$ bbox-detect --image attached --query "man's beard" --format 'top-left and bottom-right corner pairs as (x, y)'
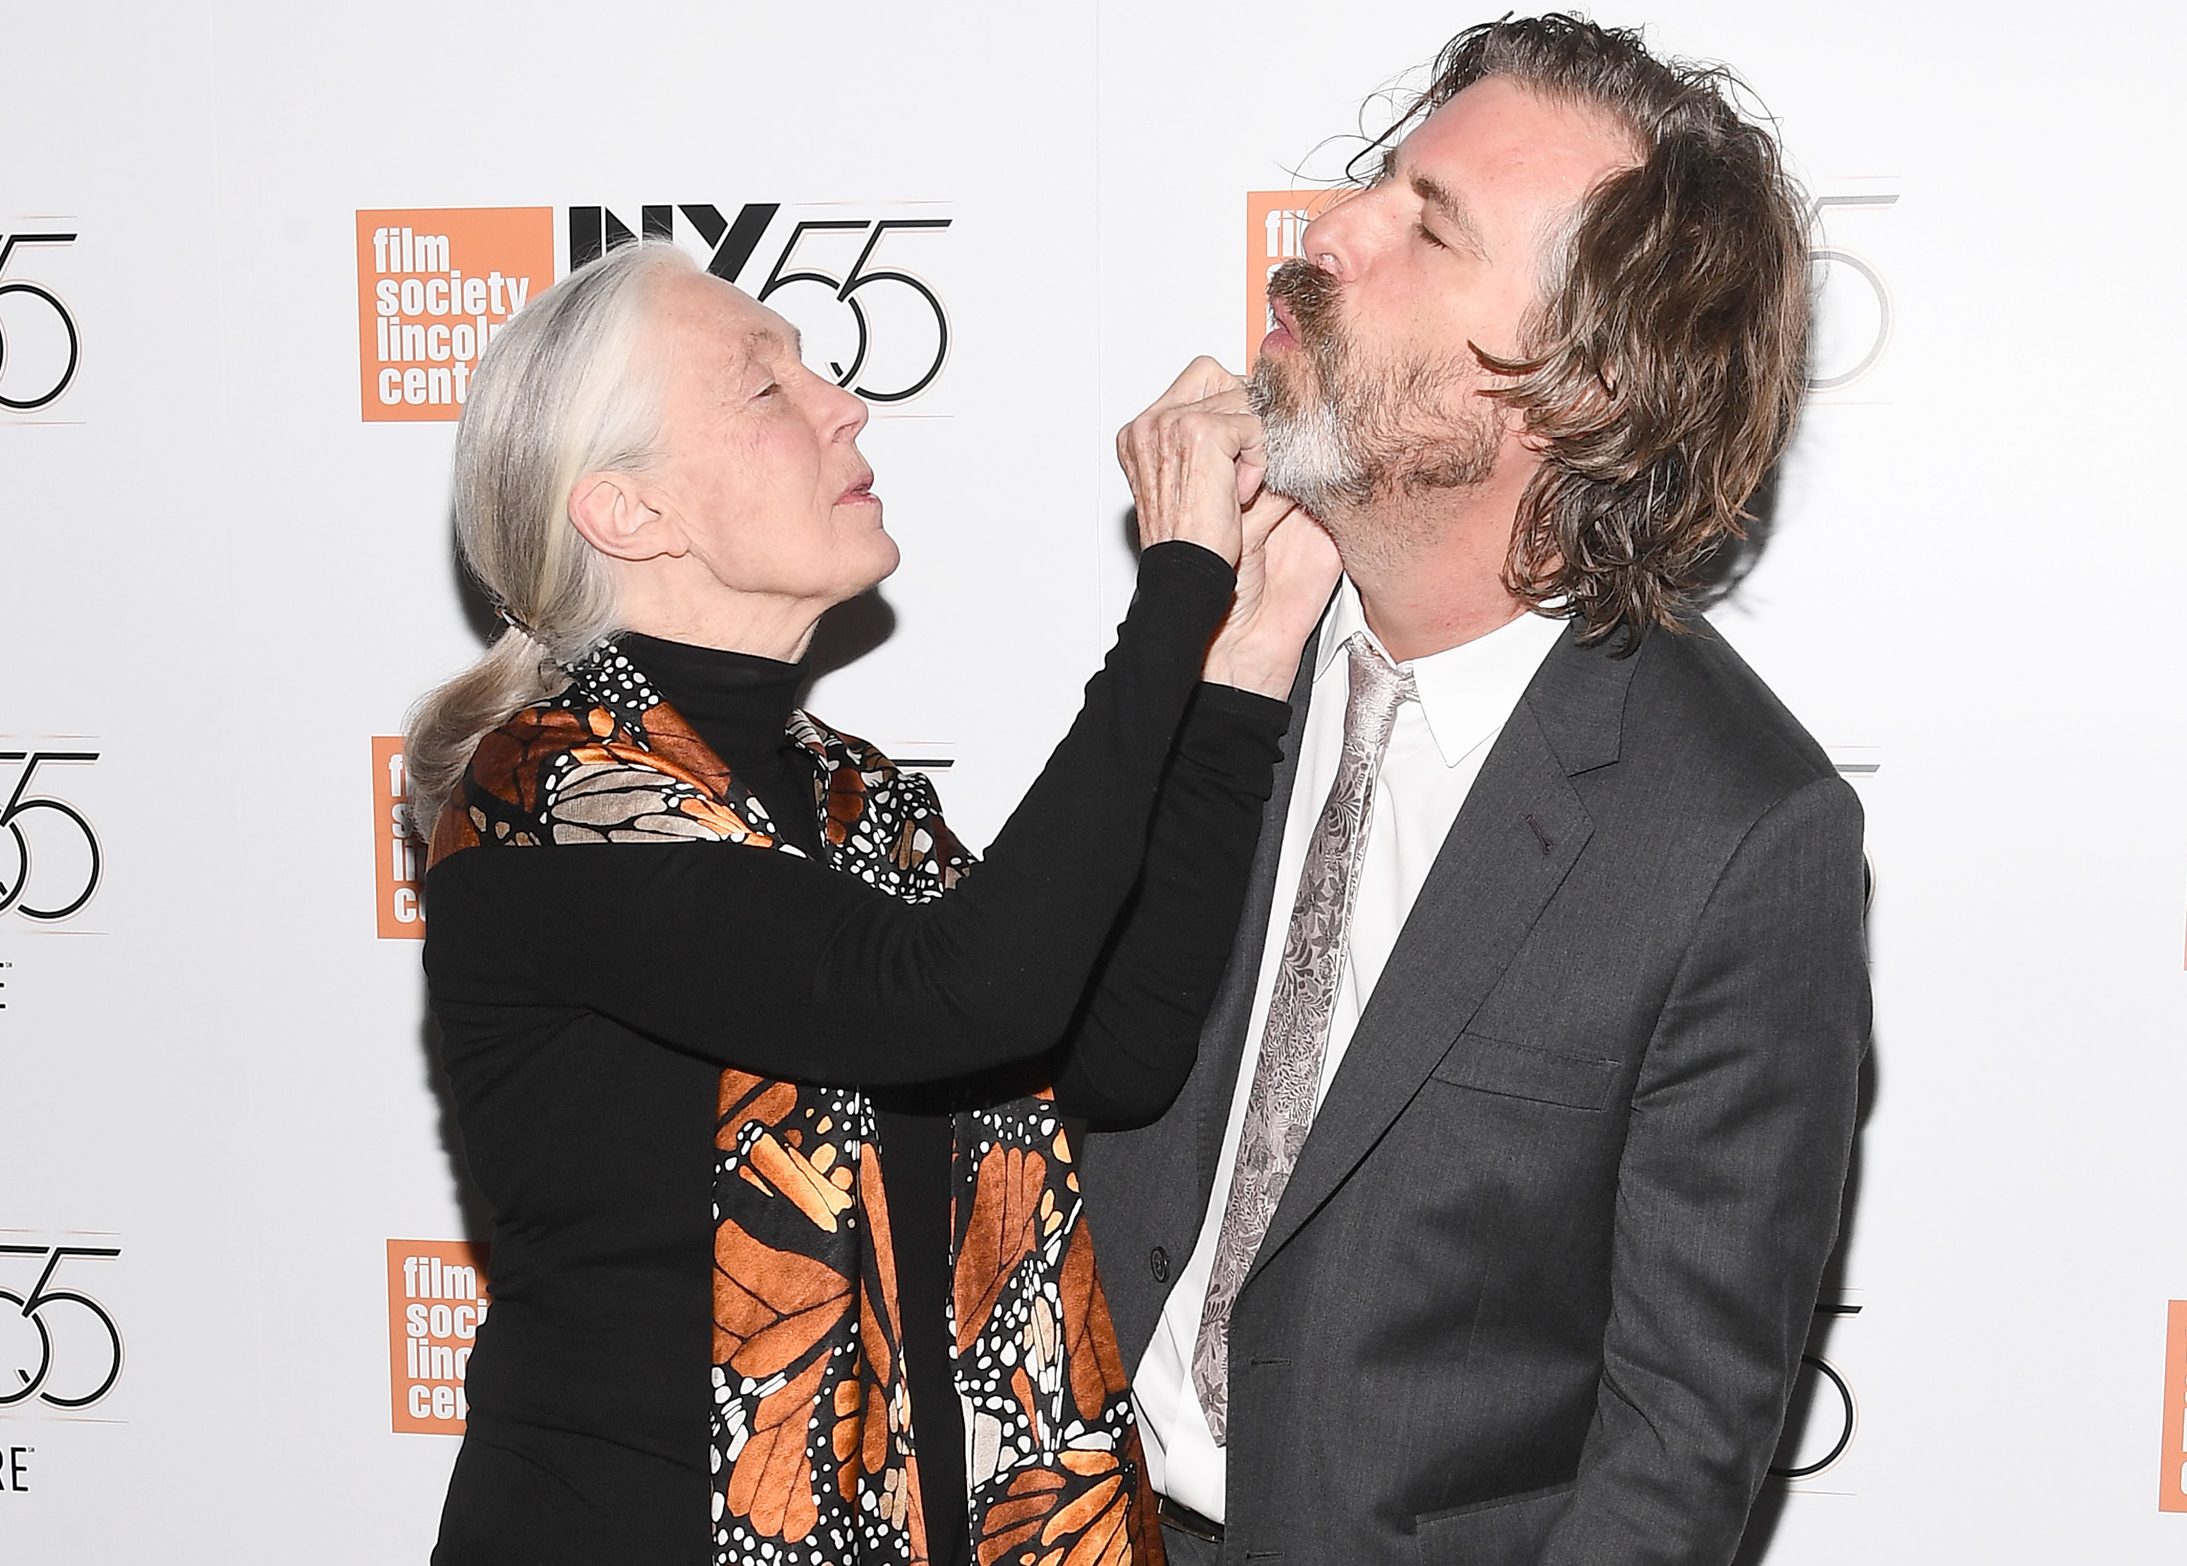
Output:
(1247, 259), (1503, 531)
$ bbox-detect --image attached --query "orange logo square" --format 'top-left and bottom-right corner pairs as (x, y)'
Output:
(2162, 1301), (2187, 1511)
(372, 736), (424, 940)
(387, 1239), (492, 1435)
(356, 207), (554, 422)
(1245, 189), (1344, 364)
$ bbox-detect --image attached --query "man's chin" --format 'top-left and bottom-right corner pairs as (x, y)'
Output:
(1244, 358), (1301, 420)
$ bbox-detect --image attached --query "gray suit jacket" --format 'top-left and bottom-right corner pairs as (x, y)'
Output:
(1082, 612), (1869, 1566)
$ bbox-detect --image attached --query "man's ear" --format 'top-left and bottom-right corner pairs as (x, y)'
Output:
(568, 472), (681, 562)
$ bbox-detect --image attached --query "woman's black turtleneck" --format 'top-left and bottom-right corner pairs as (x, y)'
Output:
(612, 633), (820, 849)
(422, 542), (1291, 1566)
(618, 632), (972, 1566)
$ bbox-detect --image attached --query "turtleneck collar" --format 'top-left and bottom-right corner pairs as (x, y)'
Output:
(614, 632), (807, 770)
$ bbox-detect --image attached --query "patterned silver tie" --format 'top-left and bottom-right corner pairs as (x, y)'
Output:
(1191, 632), (1415, 1443)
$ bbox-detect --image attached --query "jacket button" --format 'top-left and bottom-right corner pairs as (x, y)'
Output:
(1149, 1245), (1171, 1283)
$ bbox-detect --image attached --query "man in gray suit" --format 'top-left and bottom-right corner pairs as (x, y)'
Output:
(1087, 16), (1870, 1564)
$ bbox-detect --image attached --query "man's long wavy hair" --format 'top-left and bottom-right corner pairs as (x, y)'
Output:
(1368, 15), (1810, 643)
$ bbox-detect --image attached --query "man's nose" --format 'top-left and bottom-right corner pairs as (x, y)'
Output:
(1299, 188), (1370, 283)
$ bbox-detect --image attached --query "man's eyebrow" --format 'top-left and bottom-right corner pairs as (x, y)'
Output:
(1403, 161), (1490, 255)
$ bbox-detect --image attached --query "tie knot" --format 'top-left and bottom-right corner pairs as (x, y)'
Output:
(1343, 632), (1415, 751)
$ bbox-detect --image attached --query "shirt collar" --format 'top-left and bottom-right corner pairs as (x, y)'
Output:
(1315, 575), (1569, 768)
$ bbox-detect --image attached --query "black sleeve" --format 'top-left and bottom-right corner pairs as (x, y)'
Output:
(1041, 681), (1288, 1125)
(424, 542), (1250, 1087)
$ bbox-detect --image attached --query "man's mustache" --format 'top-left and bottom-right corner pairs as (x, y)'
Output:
(1252, 258), (1349, 427)
(1265, 259), (1342, 352)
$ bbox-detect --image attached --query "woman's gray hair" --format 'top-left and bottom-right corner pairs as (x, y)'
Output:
(404, 241), (698, 841)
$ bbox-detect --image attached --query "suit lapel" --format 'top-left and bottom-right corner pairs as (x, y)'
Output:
(1244, 621), (1636, 1284)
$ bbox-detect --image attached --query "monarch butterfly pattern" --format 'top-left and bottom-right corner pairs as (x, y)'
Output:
(432, 639), (1162, 1566)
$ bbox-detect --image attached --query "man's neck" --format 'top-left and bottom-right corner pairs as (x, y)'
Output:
(1335, 493), (1530, 662)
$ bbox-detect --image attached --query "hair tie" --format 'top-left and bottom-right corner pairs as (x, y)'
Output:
(493, 600), (540, 640)
(493, 598), (605, 680)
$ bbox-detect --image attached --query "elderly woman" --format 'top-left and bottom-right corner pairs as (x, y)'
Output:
(408, 243), (1334, 1566)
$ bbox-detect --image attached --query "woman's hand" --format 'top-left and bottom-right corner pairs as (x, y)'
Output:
(1203, 490), (1342, 697)
(1116, 357), (1267, 567)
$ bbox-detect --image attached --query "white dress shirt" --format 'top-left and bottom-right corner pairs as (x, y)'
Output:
(1132, 578), (1567, 1520)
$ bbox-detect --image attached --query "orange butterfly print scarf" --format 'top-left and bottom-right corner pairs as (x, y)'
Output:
(432, 642), (1163, 1566)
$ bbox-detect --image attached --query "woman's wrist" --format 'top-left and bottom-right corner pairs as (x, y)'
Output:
(1203, 636), (1303, 698)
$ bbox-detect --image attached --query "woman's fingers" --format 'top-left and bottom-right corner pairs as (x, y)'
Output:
(1117, 364), (1266, 565)
(1262, 507), (1342, 616)
(1157, 355), (1245, 406)
(1238, 487), (1299, 557)
(1199, 501), (1340, 698)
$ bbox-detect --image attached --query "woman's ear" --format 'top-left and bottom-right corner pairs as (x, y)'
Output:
(568, 472), (681, 562)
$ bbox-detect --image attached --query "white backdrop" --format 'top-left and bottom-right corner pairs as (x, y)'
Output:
(5, 2), (2185, 1561)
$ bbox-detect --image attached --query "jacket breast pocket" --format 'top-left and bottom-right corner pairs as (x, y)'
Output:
(1425, 1031), (1618, 1111)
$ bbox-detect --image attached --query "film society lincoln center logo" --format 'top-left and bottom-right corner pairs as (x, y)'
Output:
(356, 201), (955, 425)
(2161, 1300), (2187, 1513)
(371, 737), (423, 940)
(387, 1240), (491, 1434)
(355, 208), (553, 422)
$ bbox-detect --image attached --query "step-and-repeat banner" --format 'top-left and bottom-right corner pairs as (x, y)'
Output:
(7, 2), (2184, 1560)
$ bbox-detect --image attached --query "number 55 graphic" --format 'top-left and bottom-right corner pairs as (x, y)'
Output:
(757, 219), (950, 403)
(1807, 194), (1898, 392)
(0, 752), (102, 921)
(0, 1246), (123, 1410)
(0, 233), (83, 412)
